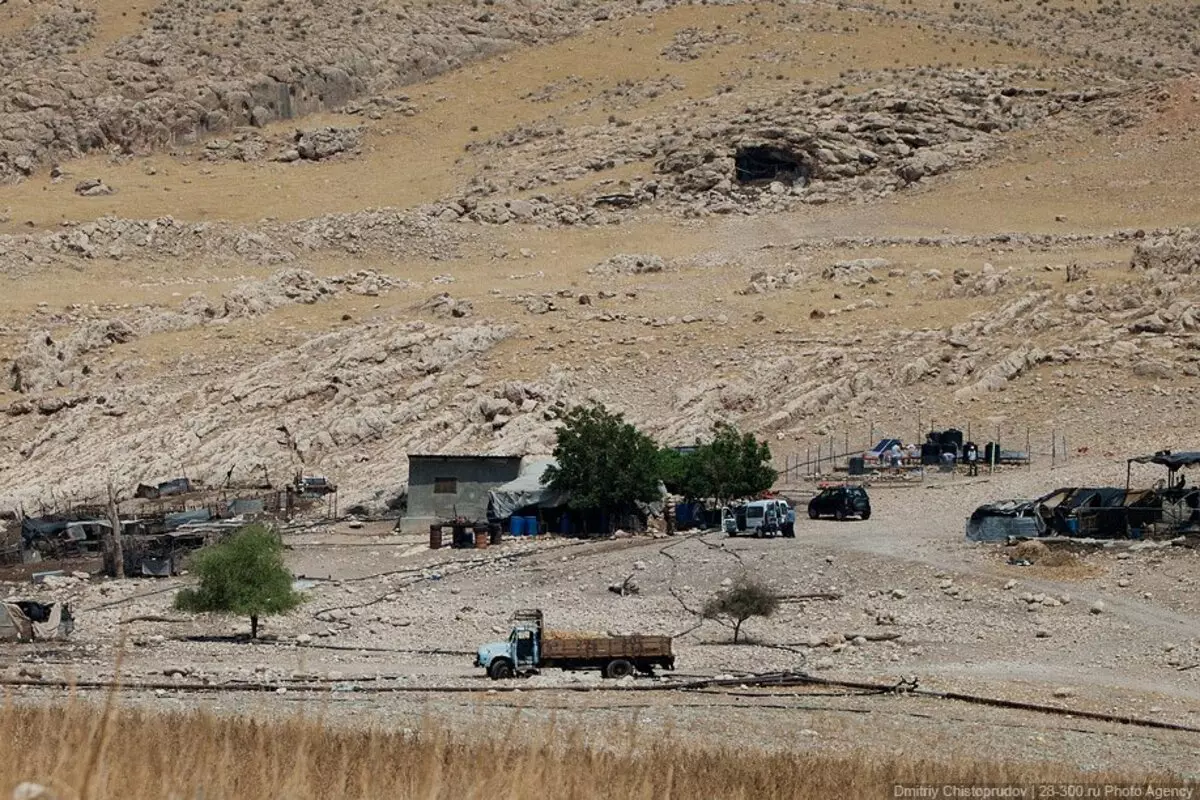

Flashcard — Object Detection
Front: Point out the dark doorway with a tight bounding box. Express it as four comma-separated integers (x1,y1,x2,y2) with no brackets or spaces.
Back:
734,145,809,185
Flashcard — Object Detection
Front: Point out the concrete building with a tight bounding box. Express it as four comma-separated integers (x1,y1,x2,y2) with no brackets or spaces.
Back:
401,454,523,532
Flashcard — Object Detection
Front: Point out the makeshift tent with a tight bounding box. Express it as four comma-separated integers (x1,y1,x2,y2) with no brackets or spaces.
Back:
487,457,668,528
1129,451,1200,470
0,603,29,641
488,458,568,522
965,499,1045,542
0,601,72,642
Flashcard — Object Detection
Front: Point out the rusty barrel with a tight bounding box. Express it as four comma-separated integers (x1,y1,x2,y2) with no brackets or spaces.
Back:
488,523,502,546
473,524,489,549
428,524,443,550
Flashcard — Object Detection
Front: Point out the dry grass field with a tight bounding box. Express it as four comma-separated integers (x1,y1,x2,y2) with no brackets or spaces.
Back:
3,698,1188,800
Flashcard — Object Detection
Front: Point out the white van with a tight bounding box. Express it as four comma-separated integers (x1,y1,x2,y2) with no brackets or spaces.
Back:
739,499,791,537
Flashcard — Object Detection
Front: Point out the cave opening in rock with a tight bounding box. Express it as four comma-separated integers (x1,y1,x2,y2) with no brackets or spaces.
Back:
734,145,809,185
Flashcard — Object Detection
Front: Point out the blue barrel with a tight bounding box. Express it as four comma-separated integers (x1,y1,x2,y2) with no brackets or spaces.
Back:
525,516,539,536
509,516,525,536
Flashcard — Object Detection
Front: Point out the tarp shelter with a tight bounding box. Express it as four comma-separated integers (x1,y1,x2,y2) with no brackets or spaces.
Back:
1129,451,1200,470
486,458,668,532
965,499,1045,542
1128,451,1200,492
0,601,72,642
487,458,569,521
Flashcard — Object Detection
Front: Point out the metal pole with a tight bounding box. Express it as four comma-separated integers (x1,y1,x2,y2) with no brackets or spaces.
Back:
1026,428,1031,470
1052,429,1056,468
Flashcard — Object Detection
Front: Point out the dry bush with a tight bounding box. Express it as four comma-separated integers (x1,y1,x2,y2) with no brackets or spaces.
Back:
0,699,1183,799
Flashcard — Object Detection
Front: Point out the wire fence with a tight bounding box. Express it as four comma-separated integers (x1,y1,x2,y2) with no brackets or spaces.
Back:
774,418,1080,484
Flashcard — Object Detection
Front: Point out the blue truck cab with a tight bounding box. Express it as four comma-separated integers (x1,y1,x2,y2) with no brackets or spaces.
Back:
475,613,540,680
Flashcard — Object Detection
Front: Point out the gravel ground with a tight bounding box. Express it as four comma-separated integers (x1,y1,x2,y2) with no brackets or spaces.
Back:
5,455,1200,777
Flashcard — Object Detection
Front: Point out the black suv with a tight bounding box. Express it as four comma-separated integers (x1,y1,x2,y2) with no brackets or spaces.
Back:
807,485,871,521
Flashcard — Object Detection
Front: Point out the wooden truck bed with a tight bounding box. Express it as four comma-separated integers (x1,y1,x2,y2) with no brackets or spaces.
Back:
542,635,672,660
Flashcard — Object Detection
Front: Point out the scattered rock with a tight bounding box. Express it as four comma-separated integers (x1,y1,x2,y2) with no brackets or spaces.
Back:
73,179,115,196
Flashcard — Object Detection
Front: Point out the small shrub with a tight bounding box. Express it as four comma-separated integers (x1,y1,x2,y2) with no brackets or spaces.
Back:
703,576,780,643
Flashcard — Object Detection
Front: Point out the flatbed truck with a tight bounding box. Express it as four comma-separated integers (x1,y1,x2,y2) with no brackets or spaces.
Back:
474,609,675,679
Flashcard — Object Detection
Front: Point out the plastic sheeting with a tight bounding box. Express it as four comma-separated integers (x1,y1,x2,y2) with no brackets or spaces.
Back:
488,458,568,521
1130,451,1200,470
0,601,69,642
965,499,1045,542
488,457,669,522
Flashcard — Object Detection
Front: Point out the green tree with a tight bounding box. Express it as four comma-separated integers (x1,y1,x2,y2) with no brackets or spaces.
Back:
542,404,662,527
702,576,781,643
690,422,777,504
174,524,302,639
657,446,703,500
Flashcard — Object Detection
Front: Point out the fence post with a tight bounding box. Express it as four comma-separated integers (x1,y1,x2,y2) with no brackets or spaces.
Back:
1026,428,1031,470
1052,429,1057,468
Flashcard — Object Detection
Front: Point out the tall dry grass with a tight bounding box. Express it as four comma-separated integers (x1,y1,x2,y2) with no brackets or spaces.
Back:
1,696,1185,800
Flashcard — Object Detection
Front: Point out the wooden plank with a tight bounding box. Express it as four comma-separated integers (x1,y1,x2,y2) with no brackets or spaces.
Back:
543,635,672,660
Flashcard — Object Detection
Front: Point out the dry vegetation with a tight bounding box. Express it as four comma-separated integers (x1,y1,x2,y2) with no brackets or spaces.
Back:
3,698,1185,800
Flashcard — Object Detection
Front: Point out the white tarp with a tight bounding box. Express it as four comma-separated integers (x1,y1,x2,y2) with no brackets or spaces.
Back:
0,601,70,642
0,603,31,641
488,458,568,521
488,457,668,521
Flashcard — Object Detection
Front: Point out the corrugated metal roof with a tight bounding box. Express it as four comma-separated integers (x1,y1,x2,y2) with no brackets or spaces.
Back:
407,453,523,460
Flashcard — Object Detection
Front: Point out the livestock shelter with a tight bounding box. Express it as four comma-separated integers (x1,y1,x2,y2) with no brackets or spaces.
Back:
401,454,523,532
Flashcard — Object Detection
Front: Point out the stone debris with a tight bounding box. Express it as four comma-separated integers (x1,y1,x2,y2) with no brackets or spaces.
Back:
588,254,666,275
73,179,115,197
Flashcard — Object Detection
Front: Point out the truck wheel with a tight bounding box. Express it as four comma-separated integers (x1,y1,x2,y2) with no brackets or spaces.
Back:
488,659,514,680
835,508,847,521
604,659,634,679
808,508,819,520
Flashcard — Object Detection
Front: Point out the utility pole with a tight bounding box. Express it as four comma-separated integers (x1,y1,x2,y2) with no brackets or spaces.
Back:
106,481,125,579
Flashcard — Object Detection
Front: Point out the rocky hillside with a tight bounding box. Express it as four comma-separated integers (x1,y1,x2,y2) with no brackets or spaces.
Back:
0,0,1198,512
